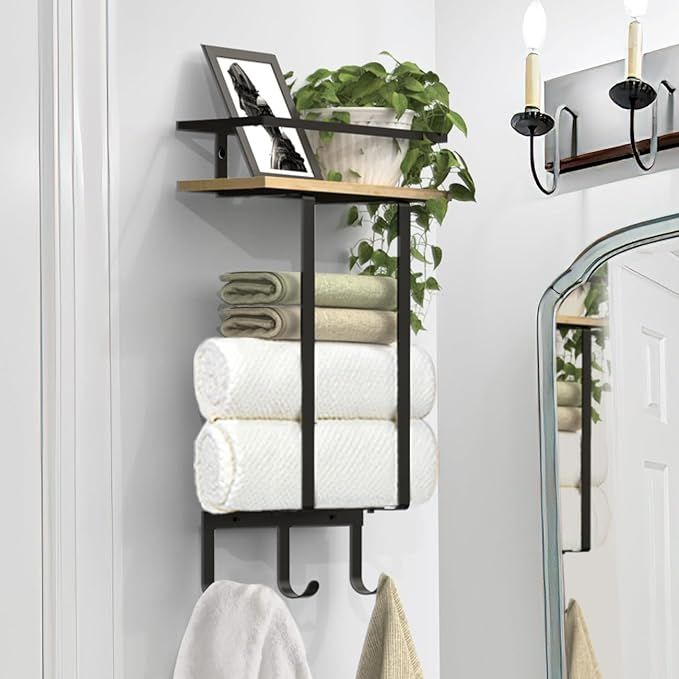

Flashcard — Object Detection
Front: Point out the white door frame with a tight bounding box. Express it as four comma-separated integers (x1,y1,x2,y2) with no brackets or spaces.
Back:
40,0,115,676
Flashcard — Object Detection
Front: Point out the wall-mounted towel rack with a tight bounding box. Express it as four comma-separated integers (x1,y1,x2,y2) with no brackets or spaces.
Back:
178,115,446,597
556,315,608,554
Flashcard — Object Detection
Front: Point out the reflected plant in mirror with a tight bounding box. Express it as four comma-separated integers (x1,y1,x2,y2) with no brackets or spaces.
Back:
556,264,610,422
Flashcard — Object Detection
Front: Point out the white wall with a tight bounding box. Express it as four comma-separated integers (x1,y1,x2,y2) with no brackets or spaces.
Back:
435,1,679,677
0,0,42,676
108,2,440,677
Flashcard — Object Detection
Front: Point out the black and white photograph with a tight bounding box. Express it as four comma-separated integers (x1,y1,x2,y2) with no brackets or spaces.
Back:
202,45,320,178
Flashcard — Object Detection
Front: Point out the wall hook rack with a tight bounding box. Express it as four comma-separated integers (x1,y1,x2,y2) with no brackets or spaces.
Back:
202,510,377,597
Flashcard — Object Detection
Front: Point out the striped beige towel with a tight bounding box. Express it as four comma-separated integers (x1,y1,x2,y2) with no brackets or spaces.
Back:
565,600,603,679
219,271,397,310
219,306,396,345
356,574,424,679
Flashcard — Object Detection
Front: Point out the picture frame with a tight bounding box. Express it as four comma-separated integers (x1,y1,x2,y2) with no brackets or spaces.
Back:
202,45,321,179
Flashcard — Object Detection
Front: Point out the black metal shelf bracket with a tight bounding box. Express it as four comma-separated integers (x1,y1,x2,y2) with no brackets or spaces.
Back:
177,114,447,144
202,510,376,597
557,323,605,554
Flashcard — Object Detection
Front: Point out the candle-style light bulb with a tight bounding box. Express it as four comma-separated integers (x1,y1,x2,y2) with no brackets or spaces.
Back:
624,0,648,19
522,1,547,109
624,0,648,79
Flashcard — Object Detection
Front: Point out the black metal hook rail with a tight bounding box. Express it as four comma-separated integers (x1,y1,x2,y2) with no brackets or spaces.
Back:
176,114,447,143
179,115,425,597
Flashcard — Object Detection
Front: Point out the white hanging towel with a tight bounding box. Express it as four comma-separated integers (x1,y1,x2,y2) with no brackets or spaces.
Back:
194,338,435,421
560,487,610,552
173,580,312,679
195,419,438,513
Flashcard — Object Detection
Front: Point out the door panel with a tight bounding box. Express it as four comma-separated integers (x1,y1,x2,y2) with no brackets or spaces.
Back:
612,264,679,679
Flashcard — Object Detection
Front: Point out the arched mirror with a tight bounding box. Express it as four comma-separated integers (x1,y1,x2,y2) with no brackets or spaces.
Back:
538,214,679,679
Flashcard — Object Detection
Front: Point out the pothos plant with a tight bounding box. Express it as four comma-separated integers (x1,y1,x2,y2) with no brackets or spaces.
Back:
556,264,611,422
288,52,475,332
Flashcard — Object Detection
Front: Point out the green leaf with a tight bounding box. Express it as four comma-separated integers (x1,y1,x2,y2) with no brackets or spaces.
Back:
426,197,448,224
372,249,389,268
410,246,429,263
391,92,408,118
412,281,426,306
410,311,424,333
330,111,351,124
425,276,441,291
400,148,421,179
347,205,359,225
379,50,401,64
402,77,425,92
362,61,387,77
349,254,359,270
431,245,443,269
426,81,449,105
306,68,332,83
348,168,362,178
448,183,476,202
320,130,334,143
283,70,295,80
394,61,423,76
327,170,343,181
357,241,373,264
449,111,468,136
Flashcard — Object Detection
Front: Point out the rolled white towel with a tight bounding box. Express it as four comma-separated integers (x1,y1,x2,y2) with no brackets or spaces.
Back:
560,487,610,551
558,423,608,488
194,419,438,513
194,338,435,421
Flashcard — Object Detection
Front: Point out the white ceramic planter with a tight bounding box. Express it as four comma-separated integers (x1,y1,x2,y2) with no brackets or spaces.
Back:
305,107,415,186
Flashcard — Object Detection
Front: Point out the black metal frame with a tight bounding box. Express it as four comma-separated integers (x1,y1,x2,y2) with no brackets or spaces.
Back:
179,115,433,596
557,322,603,554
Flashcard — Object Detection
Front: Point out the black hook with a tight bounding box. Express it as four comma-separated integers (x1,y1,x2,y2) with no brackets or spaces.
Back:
349,520,377,595
277,525,320,598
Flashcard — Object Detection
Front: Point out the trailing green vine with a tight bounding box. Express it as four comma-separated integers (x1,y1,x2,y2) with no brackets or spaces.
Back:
289,52,475,332
556,264,610,422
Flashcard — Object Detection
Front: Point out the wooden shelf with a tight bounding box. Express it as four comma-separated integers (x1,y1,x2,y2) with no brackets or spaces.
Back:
557,314,608,328
177,175,445,204
546,130,679,174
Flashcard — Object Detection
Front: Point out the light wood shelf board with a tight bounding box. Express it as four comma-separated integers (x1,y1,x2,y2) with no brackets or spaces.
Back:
177,175,446,203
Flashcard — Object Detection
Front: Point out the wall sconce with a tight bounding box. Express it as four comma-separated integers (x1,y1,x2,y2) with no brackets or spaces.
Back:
609,0,675,171
510,1,577,195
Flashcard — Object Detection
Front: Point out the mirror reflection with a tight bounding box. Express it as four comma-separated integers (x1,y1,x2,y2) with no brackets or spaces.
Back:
554,237,679,678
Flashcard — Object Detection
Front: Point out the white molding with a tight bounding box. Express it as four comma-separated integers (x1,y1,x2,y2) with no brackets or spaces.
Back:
40,0,115,676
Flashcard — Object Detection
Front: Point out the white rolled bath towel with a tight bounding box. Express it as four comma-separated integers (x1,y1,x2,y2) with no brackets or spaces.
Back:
195,419,438,513
558,424,609,488
560,487,610,552
194,338,435,421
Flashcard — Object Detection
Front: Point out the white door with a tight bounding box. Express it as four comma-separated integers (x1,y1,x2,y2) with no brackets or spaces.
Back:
611,260,679,679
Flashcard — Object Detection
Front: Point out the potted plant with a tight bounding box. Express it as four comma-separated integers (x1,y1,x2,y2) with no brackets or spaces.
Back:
557,265,610,422
288,53,475,332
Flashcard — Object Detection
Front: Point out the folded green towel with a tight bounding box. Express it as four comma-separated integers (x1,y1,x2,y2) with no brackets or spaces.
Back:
557,381,582,407
219,271,397,310
558,406,582,433
219,306,397,344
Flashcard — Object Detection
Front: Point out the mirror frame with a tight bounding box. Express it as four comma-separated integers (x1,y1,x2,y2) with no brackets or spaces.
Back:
537,213,679,679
